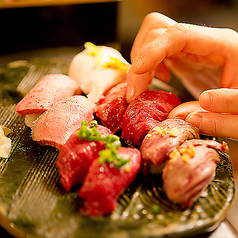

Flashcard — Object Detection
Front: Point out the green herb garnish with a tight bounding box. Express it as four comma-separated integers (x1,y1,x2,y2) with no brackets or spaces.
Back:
76,120,131,169
152,204,160,214
76,120,102,141
98,141,131,169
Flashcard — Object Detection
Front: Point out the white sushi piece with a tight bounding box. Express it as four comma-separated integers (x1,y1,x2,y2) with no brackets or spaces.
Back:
68,42,129,103
0,125,11,158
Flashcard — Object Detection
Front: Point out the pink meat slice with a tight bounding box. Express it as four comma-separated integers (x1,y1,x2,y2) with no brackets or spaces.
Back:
15,74,79,116
31,96,96,150
56,125,113,192
162,139,228,207
96,83,128,133
121,90,181,146
78,147,141,216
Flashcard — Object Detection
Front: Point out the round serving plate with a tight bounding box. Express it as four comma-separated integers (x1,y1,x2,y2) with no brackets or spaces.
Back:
0,54,235,238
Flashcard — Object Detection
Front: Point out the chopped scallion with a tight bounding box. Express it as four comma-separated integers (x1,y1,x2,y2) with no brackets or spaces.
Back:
76,120,131,169
152,204,160,214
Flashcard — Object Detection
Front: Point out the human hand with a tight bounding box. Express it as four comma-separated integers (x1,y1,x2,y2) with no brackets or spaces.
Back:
126,12,238,102
169,89,238,140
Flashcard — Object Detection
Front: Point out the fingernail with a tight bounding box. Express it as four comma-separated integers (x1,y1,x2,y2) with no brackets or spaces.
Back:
186,113,202,130
132,55,145,71
126,85,136,103
200,92,211,110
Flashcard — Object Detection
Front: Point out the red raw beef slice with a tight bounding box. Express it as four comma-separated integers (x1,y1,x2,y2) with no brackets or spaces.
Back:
56,125,113,192
96,83,128,133
121,90,181,146
79,147,141,216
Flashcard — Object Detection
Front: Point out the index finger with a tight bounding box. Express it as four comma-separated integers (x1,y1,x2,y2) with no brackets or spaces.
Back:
131,23,230,74
131,12,176,61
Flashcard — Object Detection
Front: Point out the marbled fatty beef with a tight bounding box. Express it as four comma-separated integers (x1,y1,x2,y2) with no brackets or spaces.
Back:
31,96,96,150
15,74,79,116
56,125,113,192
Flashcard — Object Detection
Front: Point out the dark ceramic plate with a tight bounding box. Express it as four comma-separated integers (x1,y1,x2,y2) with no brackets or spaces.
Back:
0,55,235,238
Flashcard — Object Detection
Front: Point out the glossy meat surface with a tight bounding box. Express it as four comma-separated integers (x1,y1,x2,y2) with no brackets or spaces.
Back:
141,119,200,167
162,139,228,207
32,96,96,150
56,125,113,192
96,83,128,133
15,74,79,116
78,147,141,216
121,90,181,146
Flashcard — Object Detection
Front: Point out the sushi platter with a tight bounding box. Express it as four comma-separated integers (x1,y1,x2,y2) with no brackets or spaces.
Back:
0,50,235,238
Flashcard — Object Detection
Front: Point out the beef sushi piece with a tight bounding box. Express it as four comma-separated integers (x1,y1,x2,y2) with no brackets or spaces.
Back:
56,124,113,192
140,119,199,173
162,139,229,207
68,42,129,103
79,147,141,216
32,96,96,150
121,90,181,146
15,74,79,127
96,82,128,133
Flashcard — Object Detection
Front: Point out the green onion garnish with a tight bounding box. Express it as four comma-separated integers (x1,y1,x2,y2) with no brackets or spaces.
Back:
98,141,130,169
152,204,160,214
76,120,102,141
76,120,131,169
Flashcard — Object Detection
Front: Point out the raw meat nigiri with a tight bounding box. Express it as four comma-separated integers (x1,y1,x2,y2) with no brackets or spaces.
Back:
31,96,96,150
68,42,129,103
96,82,128,133
140,119,199,172
79,147,141,216
15,74,79,127
163,139,228,207
56,125,113,192
121,90,181,146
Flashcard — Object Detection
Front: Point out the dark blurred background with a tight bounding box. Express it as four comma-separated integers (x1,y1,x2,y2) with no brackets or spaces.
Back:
1,0,238,61
0,2,118,56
